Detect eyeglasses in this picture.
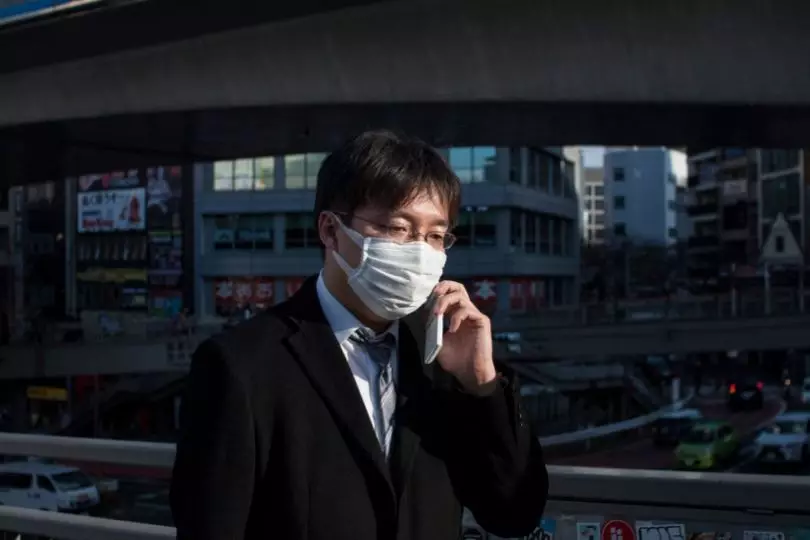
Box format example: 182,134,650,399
335,212,457,251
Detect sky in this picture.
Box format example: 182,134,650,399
581,146,606,168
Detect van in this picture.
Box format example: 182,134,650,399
651,408,703,447
0,461,100,513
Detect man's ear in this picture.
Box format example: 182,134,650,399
317,212,339,251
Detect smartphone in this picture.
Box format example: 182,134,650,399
424,295,443,365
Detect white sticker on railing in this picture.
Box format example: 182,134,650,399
635,522,685,540
742,532,785,540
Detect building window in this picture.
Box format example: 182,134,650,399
550,218,562,255
668,227,678,239
254,157,275,190
593,184,604,196
510,210,522,248
550,159,562,196
449,147,497,184
761,173,801,219
285,213,318,248
539,215,550,254
613,167,625,182
524,213,537,253
614,196,625,210
455,210,472,247
455,207,497,247
508,148,521,184
214,158,276,191
667,173,677,185
761,150,800,175
285,153,325,190
775,235,785,253
211,214,274,250
472,208,497,247
668,200,678,211
614,223,626,237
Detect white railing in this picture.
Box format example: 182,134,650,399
539,390,693,447
1,429,809,539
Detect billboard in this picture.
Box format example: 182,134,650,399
77,188,146,233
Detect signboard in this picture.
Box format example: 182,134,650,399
468,278,498,313
636,522,685,540
78,188,146,233
78,170,141,192
215,278,275,310
26,386,68,402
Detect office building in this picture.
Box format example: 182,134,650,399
603,148,686,247
581,167,606,245
193,147,581,318
686,148,759,287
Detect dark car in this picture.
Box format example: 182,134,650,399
727,377,764,411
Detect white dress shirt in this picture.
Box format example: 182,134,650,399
316,273,399,438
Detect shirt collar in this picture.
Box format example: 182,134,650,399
315,272,398,345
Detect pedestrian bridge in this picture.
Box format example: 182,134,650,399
0,432,807,539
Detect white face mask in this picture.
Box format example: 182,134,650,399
330,214,447,320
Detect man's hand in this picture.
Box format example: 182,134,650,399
432,281,496,395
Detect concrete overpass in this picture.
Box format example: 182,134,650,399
3,0,810,182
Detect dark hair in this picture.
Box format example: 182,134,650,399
313,130,461,230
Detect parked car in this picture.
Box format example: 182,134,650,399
727,377,764,411
675,421,740,470
0,461,100,513
754,412,810,465
651,408,702,447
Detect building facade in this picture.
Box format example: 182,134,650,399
604,148,686,247
193,147,580,318
686,148,760,287
581,167,606,245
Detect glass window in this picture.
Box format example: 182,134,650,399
550,159,562,196
213,161,233,191
472,147,497,183
524,212,537,253
253,214,274,250
235,215,254,249
761,150,800,175
213,215,236,250
306,153,327,188
551,218,562,255
472,209,497,247
537,154,550,192
37,476,56,492
593,184,604,196
668,200,677,211
285,155,307,189
613,167,625,182
285,213,317,248
614,223,627,236
233,159,253,191
454,210,472,247
761,173,801,219
254,157,275,190
509,148,522,184
614,196,625,210
539,215,550,254
449,148,473,184
668,227,678,239
510,210,523,248
527,151,539,189
594,199,605,211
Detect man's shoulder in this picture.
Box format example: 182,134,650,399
200,305,296,375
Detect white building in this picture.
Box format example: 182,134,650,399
604,147,687,246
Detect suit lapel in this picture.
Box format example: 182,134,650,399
390,309,431,499
281,277,395,503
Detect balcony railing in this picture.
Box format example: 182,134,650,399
0,432,808,539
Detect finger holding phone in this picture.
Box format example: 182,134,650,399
430,280,497,395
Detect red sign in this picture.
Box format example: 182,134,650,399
601,520,635,540
214,278,275,309
254,279,274,308
468,278,498,314
286,277,305,299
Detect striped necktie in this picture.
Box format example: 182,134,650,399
350,328,397,457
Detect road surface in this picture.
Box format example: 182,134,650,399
548,396,784,469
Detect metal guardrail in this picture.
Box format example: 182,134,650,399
539,391,694,446
2,430,810,539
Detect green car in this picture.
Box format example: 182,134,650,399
675,420,741,470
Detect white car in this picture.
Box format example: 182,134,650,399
755,412,810,464
0,461,100,513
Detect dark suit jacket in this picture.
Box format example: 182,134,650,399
170,276,548,540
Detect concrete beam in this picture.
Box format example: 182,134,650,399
1,0,809,127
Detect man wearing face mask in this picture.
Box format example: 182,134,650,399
171,130,548,540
